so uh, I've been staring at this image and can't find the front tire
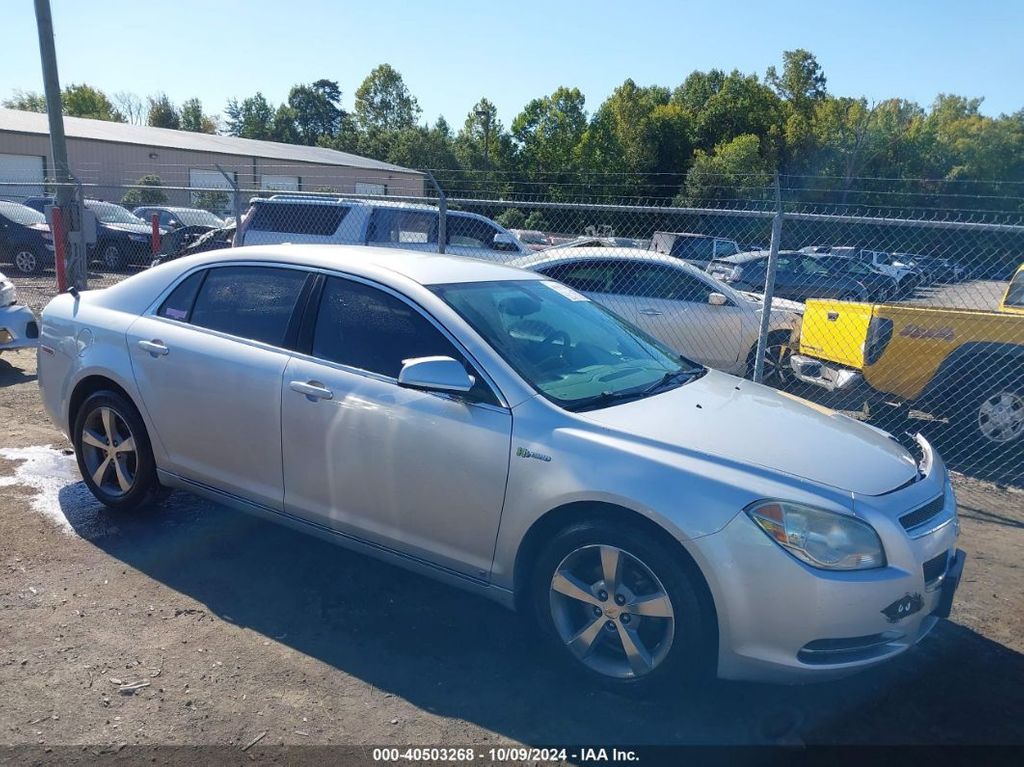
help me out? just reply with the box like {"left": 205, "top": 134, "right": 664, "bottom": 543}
{"left": 73, "top": 390, "right": 159, "bottom": 510}
{"left": 99, "top": 242, "right": 128, "bottom": 271}
{"left": 746, "top": 331, "right": 793, "bottom": 388}
{"left": 531, "top": 518, "right": 713, "bottom": 692}
{"left": 12, "top": 247, "right": 43, "bottom": 275}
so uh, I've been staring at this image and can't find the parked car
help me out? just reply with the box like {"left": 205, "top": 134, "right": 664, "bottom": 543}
{"left": 801, "top": 251, "right": 899, "bottom": 301}
{"left": 37, "top": 244, "right": 964, "bottom": 688}
{"left": 906, "top": 254, "right": 966, "bottom": 283}
{"left": 236, "top": 196, "right": 530, "bottom": 261}
{"left": 545, "top": 236, "right": 643, "bottom": 250}
{"left": 23, "top": 197, "right": 167, "bottom": 270}
{"left": 650, "top": 232, "right": 741, "bottom": 270}
{"left": 152, "top": 223, "right": 236, "bottom": 266}
{"left": 0, "top": 200, "right": 55, "bottom": 275}
{"left": 801, "top": 246, "right": 921, "bottom": 295}
{"left": 509, "top": 229, "right": 551, "bottom": 251}
{"left": 134, "top": 206, "right": 226, "bottom": 259}
{"left": 1000, "top": 262, "right": 1024, "bottom": 315}
{"left": 708, "top": 251, "right": 869, "bottom": 303}
{"left": 512, "top": 248, "right": 802, "bottom": 385}
{"left": 0, "top": 271, "right": 39, "bottom": 354}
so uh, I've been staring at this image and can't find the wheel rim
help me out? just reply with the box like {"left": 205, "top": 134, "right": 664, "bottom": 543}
{"left": 80, "top": 406, "right": 138, "bottom": 496}
{"left": 549, "top": 544, "right": 675, "bottom": 679}
{"left": 977, "top": 391, "right": 1024, "bottom": 444}
{"left": 103, "top": 245, "right": 121, "bottom": 267}
{"left": 761, "top": 344, "right": 792, "bottom": 387}
{"left": 14, "top": 250, "right": 36, "bottom": 273}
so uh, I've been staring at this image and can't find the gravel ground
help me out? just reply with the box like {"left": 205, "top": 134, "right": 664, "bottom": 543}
{"left": 1, "top": 345, "right": 1023, "bottom": 749}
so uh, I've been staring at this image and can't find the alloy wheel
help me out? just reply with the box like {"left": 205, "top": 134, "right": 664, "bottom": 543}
{"left": 978, "top": 391, "right": 1024, "bottom": 444}
{"left": 761, "top": 343, "right": 792, "bottom": 387}
{"left": 102, "top": 245, "right": 123, "bottom": 270}
{"left": 549, "top": 544, "right": 675, "bottom": 679}
{"left": 13, "top": 250, "right": 37, "bottom": 274}
{"left": 79, "top": 406, "right": 138, "bottom": 496}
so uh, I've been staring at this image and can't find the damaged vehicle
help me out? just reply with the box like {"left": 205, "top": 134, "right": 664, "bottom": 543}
{"left": 0, "top": 271, "right": 39, "bottom": 354}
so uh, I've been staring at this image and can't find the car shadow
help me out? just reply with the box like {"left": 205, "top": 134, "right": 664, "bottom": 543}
{"left": 0, "top": 354, "right": 37, "bottom": 387}
{"left": 59, "top": 484, "right": 1024, "bottom": 745}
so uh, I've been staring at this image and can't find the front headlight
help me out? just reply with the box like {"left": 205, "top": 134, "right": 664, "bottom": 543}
{"left": 0, "top": 275, "right": 16, "bottom": 307}
{"left": 746, "top": 500, "right": 886, "bottom": 570}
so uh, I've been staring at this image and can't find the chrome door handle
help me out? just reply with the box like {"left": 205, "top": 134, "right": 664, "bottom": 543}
{"left": 638, "top": 308, "right": 663, "bottom": 316}
{"left": 289, "top": 380, "right": 334, "bottom": 401}
{"left": 137, "top": 339, "right": 169, "bottom": 356}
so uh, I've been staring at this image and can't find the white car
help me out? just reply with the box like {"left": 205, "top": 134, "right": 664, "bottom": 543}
{"left": 236, "top": 196, "right": 531, "bottom": 262}
{"left": 513, "top": 248, "right": 803, "bottom": 385}
{"left": 0, "top": 272, "right": 38, "bottom": 354}
{"left": 37, "top": 245, "right": 964, "bottom": 688}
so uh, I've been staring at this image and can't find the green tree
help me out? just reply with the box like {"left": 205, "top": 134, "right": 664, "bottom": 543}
{"left": 495, "top": 208, "right": 526, "bottom": 229}
{"left": 120, "top": 174, "right": 168, "bottom": 207}
{"left": 270, "top": 104, "right": 300, "bottom": 144}
{"left": 511, "top": 86, "right": 588, "bottom": 198}
{"left": 146, "top": 93, "right": 180, "bottom": 129}
{"left": 766, "top": 49, "right": 827, "bottom": 111}
{"left": 678, "top": 134, "right": 772, "bottom": 206}
{"left": 2, "top": 90, "right": 47, "bottom": 112}
{"left": 224, "top": 93, "right": 275, "bottom": 139}
{"left": 288, "top": 79, "right": 347, "bottom": 145}
{"left": 193, "top": 190, "right": 230, "bottom": 214}
{"left": 453, "top": 98, "right": 515, "bottom": 196}
{"left": 61, "top": 84, "right": 124, "bottom": 121}
{"left": 354, "top": 64, "right": 421, "bottom": 132}
{"left": 180, "top": 98, "right": 218, "bottom": 133}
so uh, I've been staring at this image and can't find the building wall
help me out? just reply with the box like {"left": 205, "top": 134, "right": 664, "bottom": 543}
{"left": 0, "top": 131, "right": 424, "bottom": 209}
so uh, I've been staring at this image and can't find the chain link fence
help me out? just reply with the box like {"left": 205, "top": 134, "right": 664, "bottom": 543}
{"left": 2, "top": 170, "right": 1023, "bottom": 487}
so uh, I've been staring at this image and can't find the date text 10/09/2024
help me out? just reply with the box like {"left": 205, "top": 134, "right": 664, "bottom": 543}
{"left": 372, "top": 747, "right": 640, "bottom": 762}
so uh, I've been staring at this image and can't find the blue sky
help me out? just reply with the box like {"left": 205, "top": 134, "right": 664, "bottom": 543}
{"left": 3, "top": 0, "right": 1022, "bottom": 126}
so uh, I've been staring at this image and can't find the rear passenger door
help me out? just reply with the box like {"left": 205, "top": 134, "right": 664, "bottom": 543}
{"left": 127, "top": 265, "right": 313, "bottom": 509}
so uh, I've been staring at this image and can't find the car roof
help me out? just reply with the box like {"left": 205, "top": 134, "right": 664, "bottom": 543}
{"left": 513, "top": 246, "right": 698, "bottom": 270}
{"left": 165, "top": 244, "right": 542, "bottom": 287}
{"left": 712, "top": 249, "right": 801, "bottom": 264}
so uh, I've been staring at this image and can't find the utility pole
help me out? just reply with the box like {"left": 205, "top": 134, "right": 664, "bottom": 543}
{"left": 34, "top": 0, "right": 86, "bottom": 290}
{"left": 475, "top": 108, "right": 491, "bottom": 169}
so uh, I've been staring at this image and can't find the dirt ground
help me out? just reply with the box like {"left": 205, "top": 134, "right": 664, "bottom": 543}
{"left": 1, "top": 345, "right": 1023, "bottom": 749}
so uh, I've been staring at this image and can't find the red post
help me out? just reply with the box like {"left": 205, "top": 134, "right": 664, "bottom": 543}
{"left": 50, "top": 206, "right": 68, "bottom": 293}
{"left": 150, "top": 213, "right": 161, "bottom": 256}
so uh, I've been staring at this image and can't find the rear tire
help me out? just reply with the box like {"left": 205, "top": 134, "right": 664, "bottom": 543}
{"left": 12, "top": 247, "right": 43, "bottom": 275}
{"left": 954, "top": 374, "right": 1024, "bottom": 448}
{"left": 530, "top": 517, "right": 713, "bottom": 693}
{"left": 99, "top": 242, "right": 128, "bottom": 271}
{"left": 73, "top": 390, "right": 160, "bottom": 511}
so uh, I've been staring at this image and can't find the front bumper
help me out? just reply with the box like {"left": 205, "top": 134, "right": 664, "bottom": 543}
{"left": 692, "top": 436, "right": 964, "bottom": 683}
{"left": 790, "top": 353, "right": 865, "bottom": 393}
{"left": 0, "top": 304, "right": 39, "bottom": 351}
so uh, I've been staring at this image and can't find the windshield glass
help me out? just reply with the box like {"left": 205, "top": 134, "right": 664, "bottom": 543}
{"left": 86, "top": 201, "right": 146, "bottom": 225}
{"left": 174, "top": 209, "right": 225, "bottom": 228}
{"left": 0, "top": 201, "right": 46, "bottom": 226}
{"left": 1005, "top": 270, "right": 1024, "bottom": 308}
{"left": 432, "top": 279, "right": 703, "bottom": 411}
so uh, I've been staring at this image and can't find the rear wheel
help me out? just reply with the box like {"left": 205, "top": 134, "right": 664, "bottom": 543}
{"left": 956, "top": 375, "right": 1024, "bottom": 447}
{"left": 531, "top": 517, "right": 712, "bottom": 692}
{"left": 12, "top": 247, "right": 43, "bottom": 275}
{"left": 99, "top": 242, "right": 128, "bottom": 271}
{"left": 73, "top": 390, "right": 159, "bottom": 510}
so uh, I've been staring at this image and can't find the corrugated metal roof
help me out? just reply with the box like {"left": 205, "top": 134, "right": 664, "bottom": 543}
{"left": 0, "top": 108, "right": 421, "bottom": 175}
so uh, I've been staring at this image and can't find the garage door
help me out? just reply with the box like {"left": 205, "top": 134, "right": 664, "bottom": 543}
{"left": 189, "top": 168, "right": 235, "bottom": 215}
{"left": 260, "top": 175, "right": 300, "bottom": 192}
{"left": 0, "top": 153, "right": 45, "bottom": 199}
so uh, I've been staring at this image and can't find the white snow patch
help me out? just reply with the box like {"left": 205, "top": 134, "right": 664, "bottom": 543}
{"left": 0, "top": 445, "right": 114, "bottom": 537}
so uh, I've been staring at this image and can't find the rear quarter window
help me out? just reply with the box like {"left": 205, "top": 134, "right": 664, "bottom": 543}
{"left": 248, "top": 203, "right": 349, "bottom": 236}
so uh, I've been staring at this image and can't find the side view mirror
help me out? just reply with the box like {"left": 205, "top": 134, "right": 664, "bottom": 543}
{"left": 492, "top": 232, "right": 521, "bottom": 252}
{"left": 398, "top": 356, "right": 474, "bottom": 393}
{"left": 708, "top": 292, "right": 728, "bottom": 306}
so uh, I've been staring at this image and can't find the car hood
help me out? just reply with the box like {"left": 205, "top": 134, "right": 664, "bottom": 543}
{"left": 103, "top": 222, "right": 153, "bottom": 235}
{"left": 739, "top": 291, "right": 804, "bottom": 315}
{"left": 576, "top": 370, "right": 919, "bottom": 496}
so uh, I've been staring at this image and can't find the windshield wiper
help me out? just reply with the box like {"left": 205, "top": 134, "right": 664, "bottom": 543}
{"left": 565, "top": 366, "right": 704, "bottom": 412}
{"left": 641, "top": 366, "right": 704, "bottom": 395}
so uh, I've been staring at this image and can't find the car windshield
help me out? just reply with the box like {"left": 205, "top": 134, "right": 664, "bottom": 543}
{"left": 87, "top": 201, "right": 146, "bottom": 225}
{"left": 432, "top": 279, "right": 704, "bottom": 411}
{"left": 1005, "top": 270, "right": 1024, "bottom": 308}
{"left": 0, "top": 201, "right": 46, "bottom": 226}
{"left": 173, "top": 209, "right": 225, "bottom": 228}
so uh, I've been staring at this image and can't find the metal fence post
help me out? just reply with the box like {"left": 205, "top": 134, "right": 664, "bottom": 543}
{"left": 425, "top": 171, "right": 446, "bottom": 254}
{"left": 215, "top": 164, "right": 242, "bottom": 233}
{"left": 752, "top": 173, "right": 784, "bottom": 384}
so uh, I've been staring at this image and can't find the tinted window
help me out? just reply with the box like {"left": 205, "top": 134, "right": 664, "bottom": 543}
{"left": 313, "top": 278, "right": 460, "bottom": 379}
{"left": 367, "top": 209, "right": 436, "bottom": 244}
{"left": 448, "top": 216, "right": 499, "bottom": 249}
{"left": 248, "top": 203, "right": 349, "bottom": 236}
{"left": 1005, "top": 270, "right": 1024, "bottom": 308}
{"left": 714, "top": 240, "right": 739, "bottom": 256}
{"left": 611, "top": 263, "right": 715, "bottom": 302}
{"left": 190, "top": 266, "right": 307, "bottom": 346}
{"left": 670, "top": 237, "right": 714, "bottom": 260}
{"left": 541, "top": 262, "right": 615, "bottom": 293}
{"left": 157, "top": 270, "right": 205, "bottom": 321}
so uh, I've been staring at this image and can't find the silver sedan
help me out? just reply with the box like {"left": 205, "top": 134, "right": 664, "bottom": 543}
{"left": 37, "top": 245, "right": 964, "bottom": 689}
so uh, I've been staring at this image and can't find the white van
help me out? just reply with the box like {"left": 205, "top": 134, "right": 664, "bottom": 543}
{"left": 236, "top": 196, "right": 530, "bottom": 262}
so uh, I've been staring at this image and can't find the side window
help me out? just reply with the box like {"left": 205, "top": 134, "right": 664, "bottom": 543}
{"left": 189, "top": 266, "right": 308, "bottom": 346}
{"left": 367, "top": 209, "right": 437, "bottom": 244}
{"left": 447, "top": 216, "right": 499, "bottom": 249}
{"left": 248, "top": 203, "right": 349, "bottom": 236}
{"left": 542, "top": 262, "right": 615, "bottom": 294}
{"left": 160, "top": 211, "right": 177, "bottom": 228}
{"left": 157, "top": 270, "right": 205, "bottom": 321}
{"left": 671, "top": 238, "right": 714, "bottom": 260}
{"left": 312, "top": 278, "right": 498, "bottom": 404}
{"left": 714, "top": 240, "right": 739, "bottom": 257}
{"left": 1004, "top": 271, "right": 1024, "bottom": 308}
{"left": 656, "top": 268, "right": 716, "bottom": 303}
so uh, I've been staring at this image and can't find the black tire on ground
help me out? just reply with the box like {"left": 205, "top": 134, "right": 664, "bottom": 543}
{"left": 530, "top": 516, "right": 714, "bottom": 694}
{"left": 99, "top": 242, "right": 128, "bottom": 271}
{"left": 745, "top": 330, "right": 793, "bottom": 388}
{"left": 11, "top": 247, "right": 43, "bottom": 275}
{"left": 72, "top": 390, "right": 160, "bottom": 511}
{"left": 953, "top": 373, "right": 1024, "bottom": 448}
